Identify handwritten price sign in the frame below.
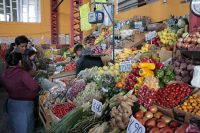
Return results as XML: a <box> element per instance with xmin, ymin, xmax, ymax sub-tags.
<box><xmin>120</xmin><ymin>61</ymin><xmax>132</xmax><ymax>72</ymax></box>
<box><xmin>127</xmin><ymin>116</ymin><xmax>145</xmax><ymax>133</ymax></box>
<box><xmin>145</xmin><ymin>31</ymin><xmax>157</xmax><ymax>41</ymax></box>
<box><xmin>91</xmin><ymin>99</ymin><xmax>103</xmax><ymax>115</ymax></box>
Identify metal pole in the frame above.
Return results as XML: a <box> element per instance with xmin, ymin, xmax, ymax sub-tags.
<box><xmin>112</xmin><ymin>3</ymin><xmax>115</xmax><ymax>63</ymax></box>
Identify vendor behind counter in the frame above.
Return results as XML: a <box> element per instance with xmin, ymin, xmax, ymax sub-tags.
<box><xmin>76</xmin><ymin>47</ymin><xmax>104</xmax><ymax>75</ymax></box>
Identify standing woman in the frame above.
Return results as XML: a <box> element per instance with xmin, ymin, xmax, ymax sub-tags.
<box><xmin>2</xmin><ymin>52</ymin><xmax>40</xmax><ymax>133</ymax></box>
<box><xmin>24</xmin><ymin>50</ymin><xmax>37</xmax><ymax>77</ymax></box>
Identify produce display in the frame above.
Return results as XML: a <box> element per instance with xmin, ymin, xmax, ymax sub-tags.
<box><xmin>173</xmin><ymin>56</ymin><xmax>194</xmax><ymax>83</ymax></box>
<box><xmin>110</xmin><ymin>91</ymin><xmax>137</xmax><ymax>130</ymax></box>
<box><xmin>73</xmin><ymin>82</ymin><xmax>103</xmax><ymax>106</ymax></box>
<box><xmin>177</xmin><ymin>92</ymin><xmax>200</xmax><ymax>116</ymax></box>
<box><xmin>66</xmin><ymin>79</ymin><xmax>86</xmax><ymax>101</ymax></box>
<box><xmin>38</xmin><ymin>14</ymin><xmax>200</xmax><ymax>133</ymax></box>
<box><xmin>158</xmin><ymin>28</ymin><xmax>177</xmax><ymax>46</ymax></box>
<box><xmin>64</xmin><ymin>62</ymin><xmax>76</xmax><ymax>72</ymax></box>
<box><xmin>138</xmin><ymin>85</ymin><xmax>157</xmax><ymax>108</ymax></box>
<box><xmin>51</xmin><ymin>102</ymin><xmax>75</xmax><ymax>119</ymax></box>
<box><xmin>176</xmin><ymin>31</ymin><xmax>200</xmax><ymax>50</ymax></box>
<box><xmin>156</xmin><ymin>83</ymin><xmax>193</xmax><ymax>108</ymax></box>
<box><xmin>54</xmin><ymin>56</ymin><xmax>66</xmax><ymax>63</ymax></box>
<box><xmin>134</xmin><ymin>105</ymin><xmax>190</xmax><ymax>133</ymax></box>
<box><xmin>155</xmin><ymin>65</ymin><xmax>175</xmax><ymax>88</ymax></box>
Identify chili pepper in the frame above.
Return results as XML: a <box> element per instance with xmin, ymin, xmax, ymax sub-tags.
<box><xmin>138</xmin><ymin>63</ymin><xmax>155</xmax><ymax>70</ymax></box>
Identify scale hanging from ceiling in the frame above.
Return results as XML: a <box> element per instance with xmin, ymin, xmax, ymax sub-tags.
<box><xmin>190</xmin><ymin>0</ymin><xmax>200</xmax><ymax>16</ymax></box>
<box><xmin>189</xmin><ymin>0</ymin><xmax>200</xmax><ymax>32</ymax></box>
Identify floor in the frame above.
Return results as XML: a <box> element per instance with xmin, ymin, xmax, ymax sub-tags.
<box><xmin>0</xmin><ymin>88</ymin><xmax>45</xmax><ymax>133</ymax></box>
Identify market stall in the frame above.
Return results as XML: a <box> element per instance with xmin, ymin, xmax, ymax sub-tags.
<box><xmin>36</xmin><ymin>34</ymin><xmax>200</xmax><ymax>133</ymax></box>
<box><xmin>31</xmin><ymin>3</ymin><xmax>200</xmax><ymax>132</ymax></box>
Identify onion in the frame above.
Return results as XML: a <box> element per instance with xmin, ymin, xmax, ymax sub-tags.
<box><xmin>183</xmin><ymin>43</ymin><xmax>189</xmax><ymax>48</ymax></box>
<box><xmin>135</xmin><ymin>111</ymin><xmax>144</xmax><ymax>119</ymax></box>
<box><xmin>154</xmin><ymin>112</ymin><xmax>163</xmax><ymax>119</ymax></box>
<box><xmin>178</xmin><ymin>38</ymin><xmax>183</xmax><ymax>42</ymax></box>
<box><xmin>137</xmin><ymin>118</ymin><xmax>144</xmax><ymax>125</ymax></box>
<box><xmin>176</xmin><ymin>42</ymin><xmax>182</xmax><ymax>48</ymax></box>
<box><xmin>144</xmin><ymin>111</ymin><xmax>154</xmax><ymax>119</ymax></box>
<box><xmin>150</xmin><ymin>127</ymin><xmax>160</xmax><ymax>133</ymax></box>
<box><xmin>149</xmin><ymin>105</ymin><xmax>158</xmax><ymax>114</ymax></box>
<box><xmin>145</xmin><ymin>118</ymin><xmax>156</xmax><ymax>127</ymax></box>
<box><xmin>191</xmin><ymin>38</ymin><xmax>198</xmax><ymax>45</ymax></box>
<box><xmin>157</xmin><ymin>120</ymin><xmax>167</xmax><ymax>128</ymax></box>
<box><xmin>161</xmin><ymin>116</ymin><xmax>172</xmax><ymax>124</ymax></box>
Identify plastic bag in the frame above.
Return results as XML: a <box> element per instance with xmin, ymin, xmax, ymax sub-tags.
<box><xmin>191</xmin><ymin>66</ymin><xmax>200</xmax><ymax>88</ymax></box>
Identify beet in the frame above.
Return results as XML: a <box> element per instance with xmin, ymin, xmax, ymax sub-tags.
<box><xmin>187</xmin><ymin>64</ymin><xmax>194</xmax><ymax>71</ymax></box>
<box><xmin>180</xmin><ymin>63</ymin><xmax>187</xmax><ymax>70</ymax></box>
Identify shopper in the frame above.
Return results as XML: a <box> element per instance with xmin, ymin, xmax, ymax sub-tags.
<box><xmin>5</xmin><ymin>43</ymin><xmax>16</xmax><ymax>60</ymax></box>
<box><xmin>14</xmin><ymin>35</ymin><xmax>29</xmax><ymax>54</ymax></box>
<box><xmin>76</xmin><ymin>47</ymin><xmax>104</xmax><ymax>75</ymax></box>
<box><xmin>2</xmin><ymin>52</ymin><xmax>40</xmax><ymax>133</ymax></box>
<box><xmin>24</xmin><ymin>50</ymin><xmax>37</xmax><ymax>76</ymax></box>
<box><xmin>74</xmin><ymin>44</ymin><xmax>84</xmax><ymax>58</ymax></box>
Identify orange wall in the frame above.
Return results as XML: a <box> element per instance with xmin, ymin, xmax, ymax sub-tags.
<box><xmin>115</xmin><ymin>0</ymin><xmax>189</xmax><ymax>22</ymax></box>
<box><xmin>0</xmin><ymin>0</ymin><xmax>90</xmax><ymax>39</ymax></box>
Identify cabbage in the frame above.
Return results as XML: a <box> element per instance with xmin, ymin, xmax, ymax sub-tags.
<box><xmin>177</xmin><ymin>19</ymin><xmax>186</xmax><ymax>28</ymax></box>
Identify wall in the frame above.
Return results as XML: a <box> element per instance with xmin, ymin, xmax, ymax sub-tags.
<box><xmin>0</xmin><ymin>0</ymin><xmax>90</xmax><ymax>43</ymax></box>
<box><xmin>115</xmin><ymin>0</ymin><xmax>189</xmax><ymax>22</ymax></box>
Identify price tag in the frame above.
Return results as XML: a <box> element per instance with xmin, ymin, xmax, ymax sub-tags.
<box><xmin>91</xmin><ymin>99</ymin><xmax>103</xmax><ymax>115</ymax></box>
<box><xmin>120</xmin><ymin>61</ymin><xmax>132</xmax><ymax>72</ymax></box>
<box><xmin>145</xmin><ymin>31</ymin><xmax>157</xmax><ymax>41</ymax></box>
<box><xmin>134</xmin><ymin>21</ymin><xmax>143</xmax><ymax>29</ymax></box>
<box><xmin>127</xmin><ymin>116</ymin><xmax>145</xmax><ymax>133</ymax></box>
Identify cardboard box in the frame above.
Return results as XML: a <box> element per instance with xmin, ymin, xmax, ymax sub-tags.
<box><xmin>173</xmin><ymin>90</ymin><xmax>200</xmax><ymax>127</ymax></box>
<box><xmin>124</xmin><ymin>33</ymin><xmax>145</xmax><ymax>48</ymax></box>
<box><xmin>158</xmin><ymin>49</ymin><xmax>173</xmax><ymax>63</ymax></box>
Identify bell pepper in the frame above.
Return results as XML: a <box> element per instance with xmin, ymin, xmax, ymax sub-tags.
<box><xmin>139</xmin><ymin>68</ymin><xmax>154</xmax><ymax>77</ymax></box>
<box><xmin>131</xmin><ymin>63</ymin><xmax>138</xmax><ymax>69</ymax></box>
<box><xmin>155</xmin><ymin>69</ymin><xmax>165</xmax><ymax>78</ymax></box>
<box><xmin>164</xmin><ymin>66</ymin><xmax>173</xmax><ymax>75</ymax></box>
<box><xmin>134</xmin><ymin>84</ymin><xmax>141</xmax><ymax>90</ymax></box>
<box><xmin>137</xmin><ymin>77</ymin><xmax>144</xmax><ymax>85</ymax></box>
<box><xmin>141</xmin><ymin>58</ymin><xmax>157</xmax><ymax>64</ymax></box>
<box><xmin>162</xmin><ymin>75</ymin><xmax>171</xmax><ymax>84</ymax></box>
<box><xmin>169</xmin><ymin>73</ymin><xmax>176</xmax><ymax>81</ymax></box>
<box><xmin>138</xmin><ymin>63</ymin><xmax>155</xmax><ymax>70</ymax></box>
<box><xmin>156</xmin><ymin>63</ymin><xmax>164</xmax><ymax>69</ymax></box>
<box><xmin>159</xmin><ymin>81</ymin><xmax>165</xmax><ymax>88</ymax></box>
